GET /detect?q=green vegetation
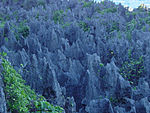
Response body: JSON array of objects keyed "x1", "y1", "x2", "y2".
[
  {"x1": 18, "y1": 22, "x2": 30, "y2": 38},
  {"x1": 0, "y1": 21, "x2": 5, "y2": 28},
  {"x1": 99, "y1": 63, "x2": 104, "y2": 67},
  {"x1": 105, "y1": 8, "x2": 117, "y2": 13},
  {"x1": 101, "y1": 1, "x2": 105, "y2": 5},
  {"x1": 109, "y1": 21, "x2": 119, "y2": 33},
  {"x1": 62, "y1": 22, "x2": 71, "y2": 28},
  {"x1": 97, "y1": 7, "x2": 117, "y2": 14},
  {"x1": 118, "y1": 31, "x2": 122, "y2": 39},
  {"x1": 37, "y1": 0, "x2": 46, "y2": 8},
  {"x1": 53, "y1": 10, "x2": 64, "y2": 24},
  {"x1": 52, "y1": 9, "x2": 72, "y2": 28},
  {"x1": 0, "y1": 52, "x2": 64, "y2": 113},
  {"x1": 126, "y1": 19, "x2": 137, "y2": 31},
  {"x1": 10, "y1": 20, "x2": 29, "y2": 40},
  {"x1": 97, "y1": 63, "x2": 104, "y2": 77},
  {"x1": 83, "y1": 1, "x2": 93, "y2": 8},
  {"x1": 99, "y1": 95, "x2": 126, "y2": 107},
  {"x1": 142, "y1": 26, "x2": 146, "y2": 32},
  {"x1": 126, "y1": 30, "x2": 132, "y2": 40},
  {"x1": 144, "y1": 17, "x2": 150, "y2": 25},
  {"x1": 109, "y1": 96, "x2": 118, "y2": 104},
  {"x1": 120, "y1": 49, "x2": 145, "y2": 86},
  {"x1": 97, "y1": 9, "x2": 105, "y2": 15},
  {"x1": 125, "y1": 19, "x2": 137, "y2": 40},
  {"x1": 0, "y1": 15, "x2": 9, "y2": 39},
  {"x1": 35, "y1": 12, "x2": 40, "y2": 19},
  {"x1": 78, "y1": 21, "x2": 90, "y2": 32}
]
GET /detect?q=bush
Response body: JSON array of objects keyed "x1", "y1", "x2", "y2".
[
  {"x1": 0, "y1": 52, "x2": 64, "y2": 113},
  {"x1": 78, "y1": 21, "x2": 90, "y2": 32},
  {"x1": 119, "y1": 50, "x2": 145, "y2": 86},
  {"x1": 83, "y1": 1, "x2": 93, "y2": 8},
  {"x1": 10, "y1": 20, "x2": 29, "y2": 40},
  {"x1": 53, "y1": 10, "x2": 64, "y2": 24}
]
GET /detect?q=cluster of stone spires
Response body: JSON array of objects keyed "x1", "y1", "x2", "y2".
[{"x1": 0, "y1": 0, "x2": 150, "y2": 112}]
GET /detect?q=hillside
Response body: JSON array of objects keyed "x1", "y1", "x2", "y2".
[{"x1": 0, "y1": 0, "x2": 150, "y2": 113}]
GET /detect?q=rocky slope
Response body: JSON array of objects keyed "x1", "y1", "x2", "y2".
[{"x1": 0, "y1": 0, "x2": 150, "y2": 112}]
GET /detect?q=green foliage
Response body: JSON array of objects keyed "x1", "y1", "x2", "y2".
[
  {"x1": 108, "y1": 21, "x2": 119, "y2": 33},
  {"x1": 101, "y1": 1, "x2": 105, "y2": 5},
  {"x1": 142, "y1": 26, "x2": 146, "y2": 32},
  {"x1": 0, "y1": 21, "x2": 5, "y2": 28},
  {"x1": 83, "y1": 1, "x2": 93, "y2": 8},
  {"x1": 125, "y1": 19, "x2": 137, "y2": 40},
  {"x1": 5, "y1": 37, "x2": 8, "y2": 42},
  {"x1": 97, "y1": 63, "x2": 104, "y2": 77},
  {"x1": 33, "y1": 96, "x2": 64, "y2": 113},
  {"x1": 10, "y1": 20, "x2": 29, "y2": 40},
  {"x1": 132, "y1": 12, "x2": 137, "y2": 16},
  {"x1": 18, "y1": 24, "x2": 29, "y2": 38},
  {"x1": 127, "y1": 19, "x2": 137, "y2": 31},
  {"x1": 99, "y1": 63, "x2": 104, "y2": 67},
  {"x1": 78, "y1": 21, "x2": 90, "y2": 32},
  {"x1": 62, "y1": 22, "x2": 71, "y2": 28},
  {"x1": 37, "y1": 0, "x2": 46, "y2": 8},
  {"x1": 86, "y1": 17, "x2": 92, "y2": 20},
  {"x1": 100, "y1": 95, "x2": 126, "y2": 107},
  {"x1": 0, "y1": 52, "x2": 64, "y2": 113},
  {"x1": 144, "y1": 17, "x2": 150, "y2": 25},
  {"x1": 105, "y1": 8, "x2": 117, "y2": 13},
  {"x1": 53, "y1": 10, "x2": 64, "y2": 24},
  {"x1": 126, "y1": 30, "x2": 132, "y2": 40},
  {"x1": 109, "y1": 96, "x2": 118, "y2": 103},
  {"x1": 1, "y1": 57, "x2": 34, "y2": 112},
  {"x1": 120, "y1": 50, "x2": 145, "y2": 86},
  {"x1": 97, "y1": 8, "x2": 117, "y2": 14},
  {"x1": 118, "y1": 31, "x2": 122, "y2": 39},
  {"x1": 0, "y1": 20, "x2": 8, "y2": 39},
  {"x1": 0, "y1": 13, "x2": 10, "y2": 22},
  {"x1": 35, "y1": 12, "x2": 40, "y2": 19}
]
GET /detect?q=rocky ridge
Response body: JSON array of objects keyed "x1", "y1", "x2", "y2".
[{"x1": 0, "y1": 0, "x2": 150, "y2": 112}]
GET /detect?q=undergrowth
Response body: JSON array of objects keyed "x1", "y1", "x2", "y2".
[
  {"x1": 119, "y1": 50, "x2": 145, "y2": 86},
  {"x1": 0, "y1": 52, "x2": 64, "y2": 113}
]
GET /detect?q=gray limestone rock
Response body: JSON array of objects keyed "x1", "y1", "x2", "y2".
[
  {"x1": 0, "y1": 0, "x2": 150, "y2": 112},
  {"x1": 85, "y1": 98, "x2": 114, "y2": 113},
  {"x1": 0, "y1": 76, "x2": 7, "y2": 113}
]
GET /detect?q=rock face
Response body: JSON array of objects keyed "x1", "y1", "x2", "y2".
[
  {"x1": 0, "y1": 0, "x2": 150, "y2": 112},
  {"x1": 0, "y1": 75, "x2": 7, "y2": 113}
]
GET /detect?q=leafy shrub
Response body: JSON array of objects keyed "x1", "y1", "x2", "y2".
[
  {"x1": 142, "y1": 26, "x2": 146, "y2": 32},
  {"x1": 118, "y1": 31, "x2": 122, "y2": 39},
  {"x1": 10, "y1": 20, "x2": 29, "y2": 40},
  {"x1": 125, "y1": 19, "x2": 138, "y2": 40},
  {"x1": 97, "y1": 8, "x2": 117, "y2": 14},
  {"x1": 62, "y1": 22, "x2": 71, "y2": 28},
  {"x1": 83, "y1": 1, "x2": 93, "y2": 8},
  {"x1": 78, "y1": 21, "x2": 90, "y2": 32},
  {"x1": 126, "y1": 19, "x2": 137, "y2": 31},
  {"x1": 37, "y1": 0, "x2": 46, "y2": 8},
  {"x1": 18, "y1": 25, "x2": 29, "y2": 38},
  {"x1": 0, "y1": 52, "x2": 64, "y2": 113},
  {"x1": 105, "y1": 8, "x2": 117, "y2": 13},
  {"x1": 144, "y1": 17, "x2": 150, "y2": 25},
  {"x1": 119, "y1": 50, "x2": 145, "y2": 86},
  {"x1": 53, "y1": 10, "x2": 64, "y2": 24},
  {"x1": 0, "y1": 21, "x2": 5, "y2": 28},
  {"x1": 106, "y1": 21, "x2": 119, "y2": 33}
]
